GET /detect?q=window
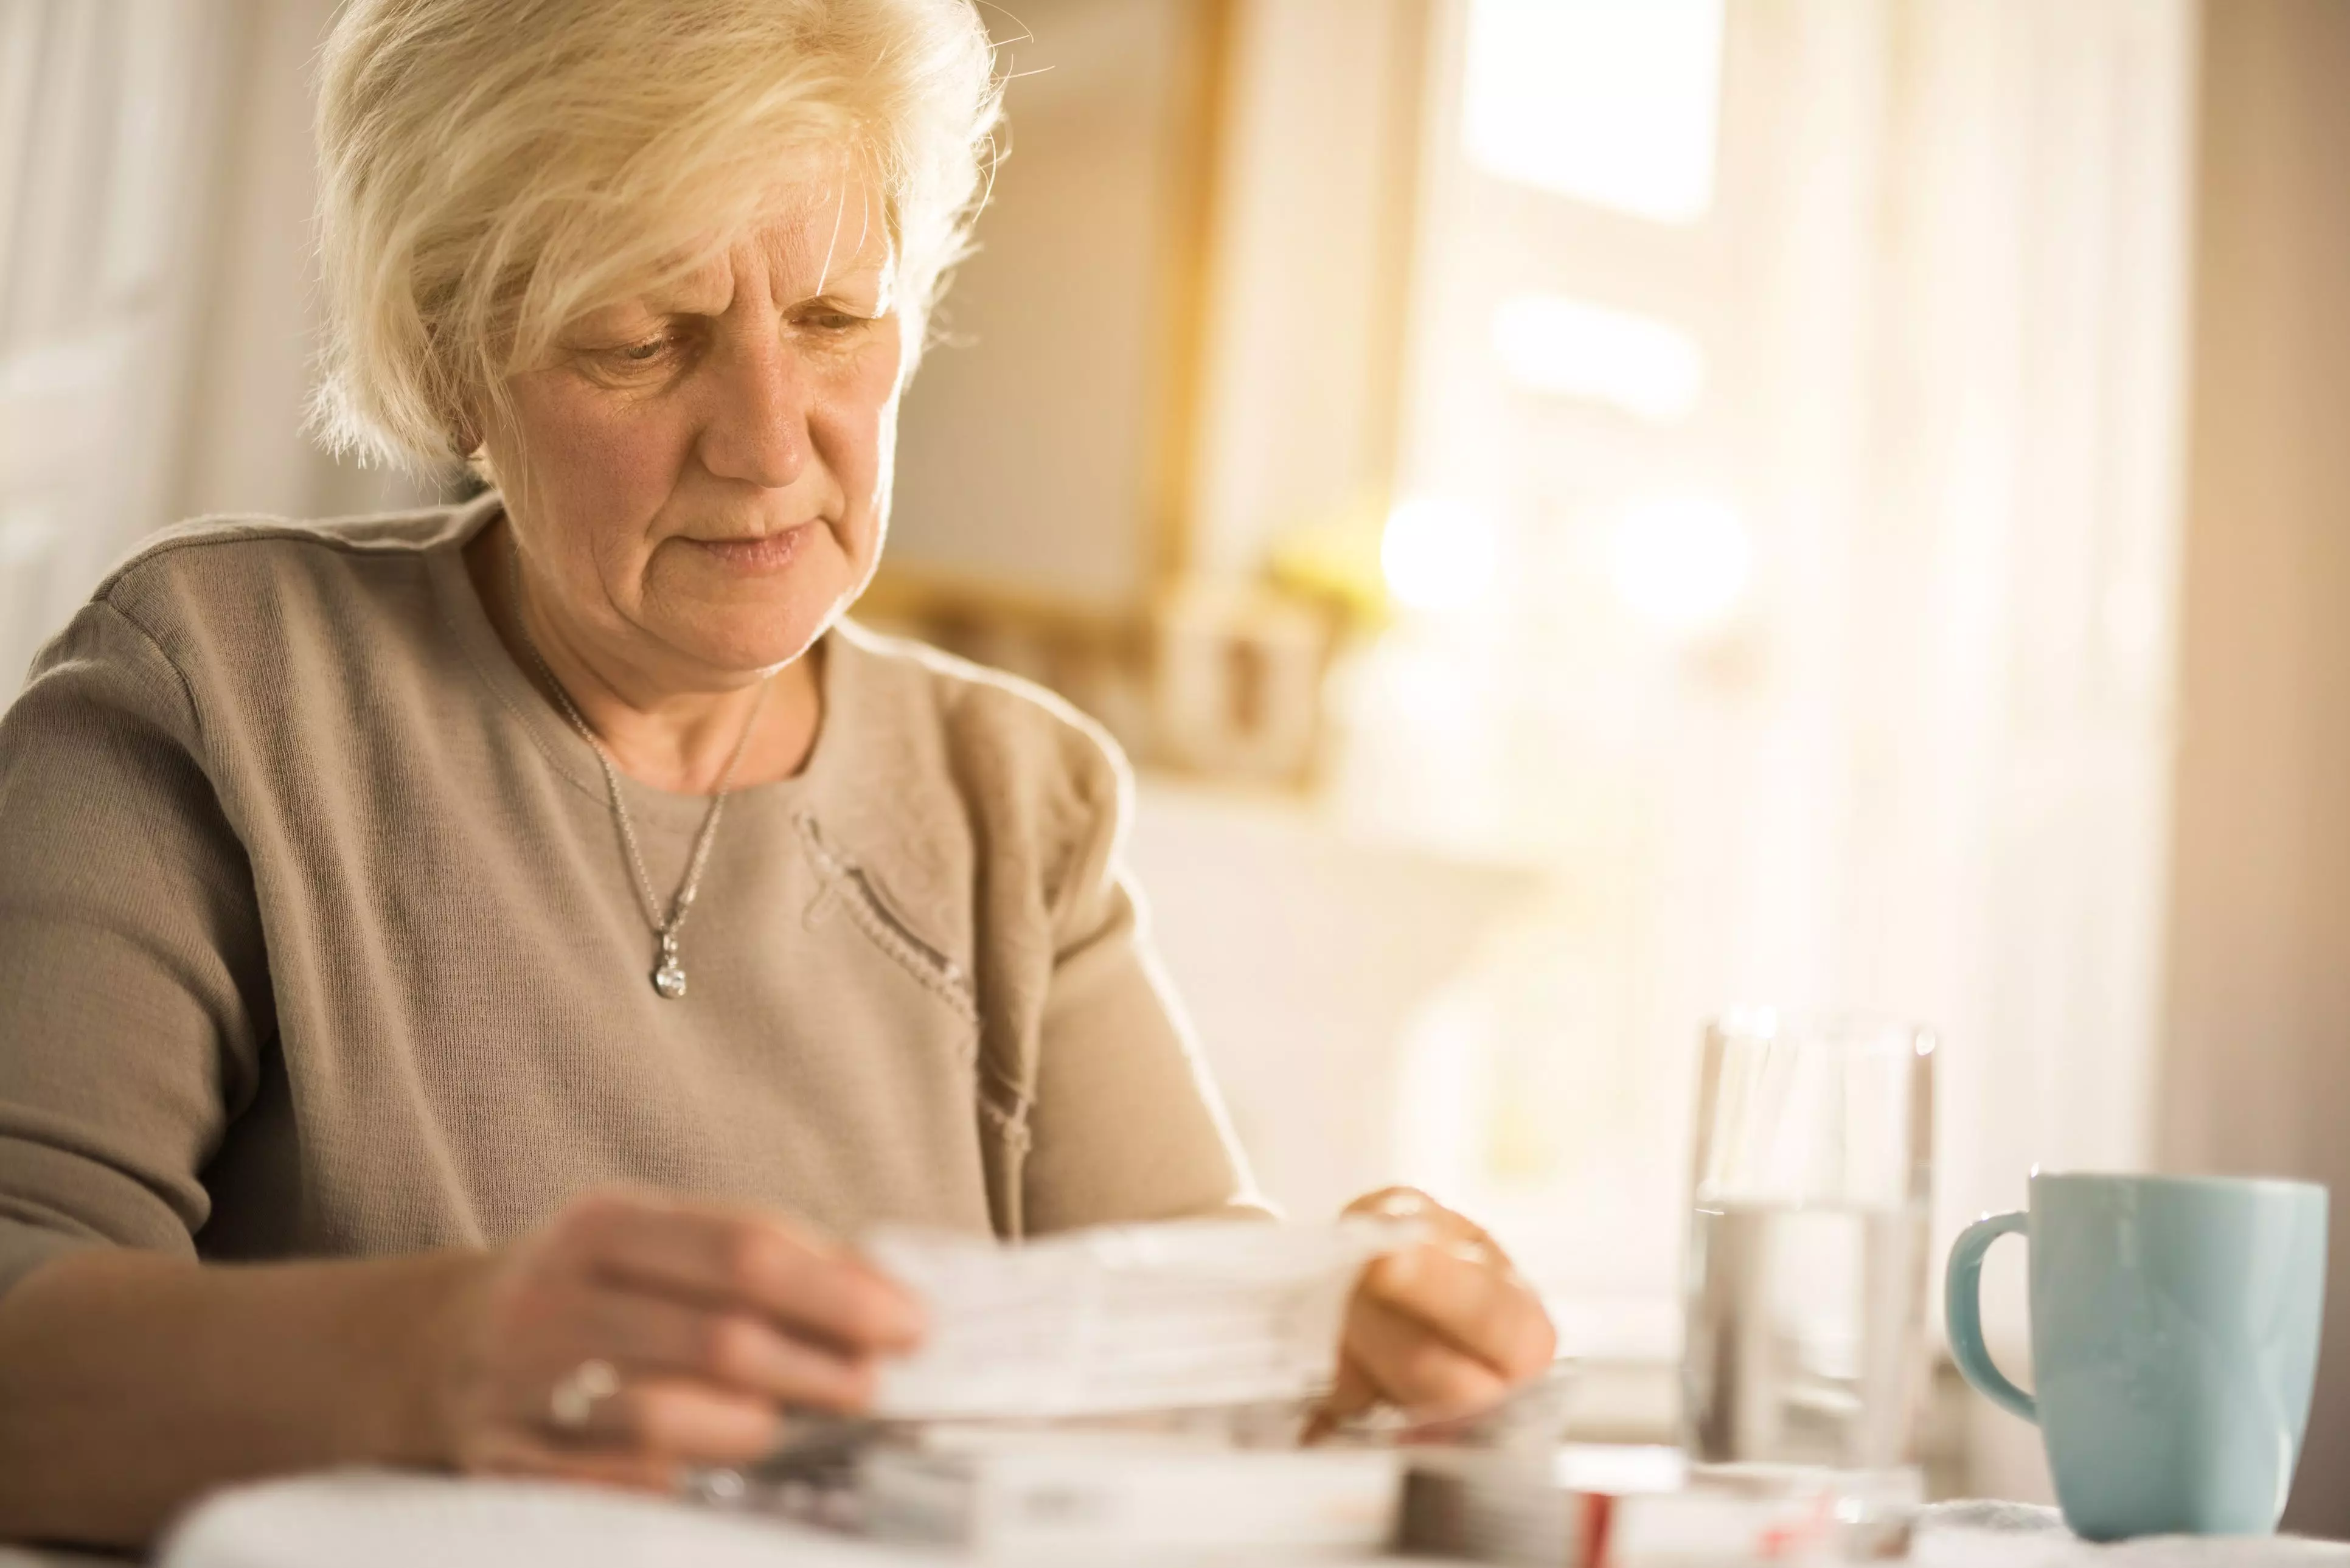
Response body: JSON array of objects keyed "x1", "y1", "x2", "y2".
[
  {"x1": 1347, "y1": 0, "x2": 2198, "y2": 1384},
  {"x1": 1460, "y1": 0, "x2": 1725, "y2": 223}
]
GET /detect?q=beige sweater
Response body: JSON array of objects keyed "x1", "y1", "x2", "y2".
[{"x1": 0, "y1": 493, "x2": 1259, "y2": 1298}]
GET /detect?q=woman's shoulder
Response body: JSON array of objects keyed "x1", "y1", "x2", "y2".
[
  {"x1": 822, "y1": 620, "x2": 1132, "y2": 878},
  {"x1": 828, "y1": 620, "x2": 1128, "y2": 797},
  {"x1": 94, "y1": 498, "x2": 487, "y2": 636},
  {"x1": 53, "y1": 499, "x2": 500, "y2": 720}
]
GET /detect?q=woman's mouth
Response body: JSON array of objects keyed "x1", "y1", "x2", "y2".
[{"x1": 686, "y1": 524, "x2": 812, "y2": 575}]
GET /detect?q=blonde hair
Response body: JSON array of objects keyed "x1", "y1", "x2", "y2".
[{"x1": 310, "y1": 0, "x2": 1002, "y2": 471}]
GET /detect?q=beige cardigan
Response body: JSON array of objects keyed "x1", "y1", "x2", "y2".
[{"x1": 0, "y1": 493, "x2": 1260, "y2": 1298}]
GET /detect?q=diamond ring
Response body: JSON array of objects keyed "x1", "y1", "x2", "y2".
[{"x1": 548, "y1": 1358, "x2": 621, "y2": 1431}]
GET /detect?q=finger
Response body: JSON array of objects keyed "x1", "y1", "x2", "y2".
[
  {"x1": 1358, "y1": 1243, "x2": 1556, "y2": 1381},
  {"x1": 467, "y1": 1435, "x2": 681, "y2": 1494},
  {"x1": 560, "y1": 1191, "x2": 923, "y2": 1352},
  {"x1": 1344, "y1": 1187, "x2": 1436, "y2": 1222},
  {"x1": 1340, "y1": 1292, "x2": 1510, "y2": 1420},
  {"x1": 1302, "y1": 1353, "x2": 1380, "y2": 1444},
  {"x1": 571, "y1": 1289, "x2": 877, "y2": 1412},
  {"x1": 1346, "y1": 1187, "x2": 1506, "y2": 1261},
  {"x1": 547, "y1": 1373, "x2": 784, "y2": 1462}
]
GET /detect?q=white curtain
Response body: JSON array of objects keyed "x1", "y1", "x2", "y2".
[
  {"x1": 0, "y1": 0, "x2": 232, "y2": 681},
  {"x1": 0, "y1": 0, "x2": 435, "y2": 687}
]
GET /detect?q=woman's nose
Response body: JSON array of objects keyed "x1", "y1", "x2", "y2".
[{"x1": 697, "y1": 333, "x2": 810, "y2": 490}]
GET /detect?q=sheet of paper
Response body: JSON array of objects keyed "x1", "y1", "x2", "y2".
[{"x1": 865, "y1": 1218, "x2": 1416, "y2": 1421}]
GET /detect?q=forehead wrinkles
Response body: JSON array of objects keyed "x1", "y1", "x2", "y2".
[
  {"x1": 771, "y1": 173, "x2": 887, "y2": 301},
  {"x1": 590, "y1": 176, "x2": 892, "y2": 325}
]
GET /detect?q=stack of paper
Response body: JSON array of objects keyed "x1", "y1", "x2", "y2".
[{"x1": 860, "y1": 1432, "x2": 1402, "y2": 1561}]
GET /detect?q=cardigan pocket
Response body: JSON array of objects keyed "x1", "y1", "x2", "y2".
[{"x1": 794, "y1": 813, "x2": 978, "y2": 1030}]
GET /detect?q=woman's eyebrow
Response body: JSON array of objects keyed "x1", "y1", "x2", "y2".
[
  {"x1": 802, "y1": 269, "x2": 885, "y2": 298},
  {"x1": 644, "y1": 281, "x2": 733, "y2": 317},
  {"x1": 777, "y1": 252, "x2": 891, "y2": 310}
]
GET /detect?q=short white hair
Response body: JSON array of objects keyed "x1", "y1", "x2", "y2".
[{"x1": 311, "y1": 0, "x2": 1002, "y2": 471}]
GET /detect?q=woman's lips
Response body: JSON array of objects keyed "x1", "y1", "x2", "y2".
[{"x1": 686, "y1": 523, "x2": 812, "y2": 575}]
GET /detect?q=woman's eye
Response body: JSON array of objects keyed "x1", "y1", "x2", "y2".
[{"x1": 614, "y1": 336, "x2": 671, "y2": 363}]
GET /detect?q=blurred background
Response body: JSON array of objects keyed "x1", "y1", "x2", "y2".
[{"x1": 2, "y1": 0, "x2": 2345, "y2": 1522}]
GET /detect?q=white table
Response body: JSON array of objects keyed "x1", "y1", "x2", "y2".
[{"x1": 5, "y1": 1469, "x2": 2341, "y2": 1567}]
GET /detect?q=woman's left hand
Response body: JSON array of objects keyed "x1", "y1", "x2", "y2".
[{"x1": 1317, "y1": 1187, "x2": 1557, "y2": 1434}]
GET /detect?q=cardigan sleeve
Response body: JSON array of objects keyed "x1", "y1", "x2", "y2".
[
  {"x1": 1015, "y1": 738, "x2": 1273, "y2": 1234},
  {"x1": 0, "y1": 598, "x2": 271, "y2": 1299}
]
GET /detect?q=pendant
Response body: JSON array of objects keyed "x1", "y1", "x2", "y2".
[{"x1": 652, "y1": 931, "x2": 687, "y2": 999}]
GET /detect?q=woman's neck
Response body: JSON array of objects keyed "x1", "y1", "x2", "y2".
[{"x1": 463, "y1": 522, "x2": 822, "y2": 795}]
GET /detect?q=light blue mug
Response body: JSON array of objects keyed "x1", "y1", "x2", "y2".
[{"x1": 1945, "y1": 1172, "x2": 2328, "y2": 1540}]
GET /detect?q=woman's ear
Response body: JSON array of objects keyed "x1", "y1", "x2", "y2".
[
  {"x1": 449, "y1": 411, "x2": 483, "y2": 465},
  {"x1": 447, "y1": 399, "x2": 496, "y2": 489}
]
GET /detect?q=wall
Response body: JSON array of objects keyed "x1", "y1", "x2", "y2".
[
  {"x1": 1185, "y1": 0, "x2": 1425, "y2": 580},
  {"x1": 888, "y1": 0, "x2": 1213, "y2": 612},
  {"x1": 2159, "y1": 0, "x2": 2350, "y2": 1535}
]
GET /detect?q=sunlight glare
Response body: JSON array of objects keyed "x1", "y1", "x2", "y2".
[
  {"x1": 1383, "y1": 496, "x2": 1499, "y2": 614},
  {"x1": 1461, "y1": 0, "x2": 1726, "y2": 224},
  {"x1": 1493, "y1": 294, "x2": 1706, "y2": 421},
  {"x1": 1607, "y1": 494, "x2": 1752, "y2": 636}
]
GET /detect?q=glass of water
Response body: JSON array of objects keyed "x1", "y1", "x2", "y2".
[{"x1": 1681, "y1": 1010, "x2": 1935, "y2": 1480}]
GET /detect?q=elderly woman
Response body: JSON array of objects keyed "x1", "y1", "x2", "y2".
[{"x1": 0, "y1": 0, "x2": 1552, "y2": 1547}]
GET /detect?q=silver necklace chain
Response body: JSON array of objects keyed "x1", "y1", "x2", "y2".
[{"x1": 509, "y1": 544, "x2": 770, "y2": 999}]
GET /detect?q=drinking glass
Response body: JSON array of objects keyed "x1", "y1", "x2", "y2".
[{"x1": 1681, "y1": 1010, "x2": 1935, "y2": 1479}]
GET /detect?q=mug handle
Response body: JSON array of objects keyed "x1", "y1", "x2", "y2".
[{"x1": 1944, "y1": 1210, "x2": 2037, "y2": 1423}]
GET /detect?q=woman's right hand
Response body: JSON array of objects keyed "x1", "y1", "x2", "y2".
[{"x1": 414, "y1": 1187, "x2": 923, "y2": 1490}]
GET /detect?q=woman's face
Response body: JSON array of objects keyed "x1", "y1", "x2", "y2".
[{"x1": 483, "y1": 175, "x2": 903, "y2": 688}]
